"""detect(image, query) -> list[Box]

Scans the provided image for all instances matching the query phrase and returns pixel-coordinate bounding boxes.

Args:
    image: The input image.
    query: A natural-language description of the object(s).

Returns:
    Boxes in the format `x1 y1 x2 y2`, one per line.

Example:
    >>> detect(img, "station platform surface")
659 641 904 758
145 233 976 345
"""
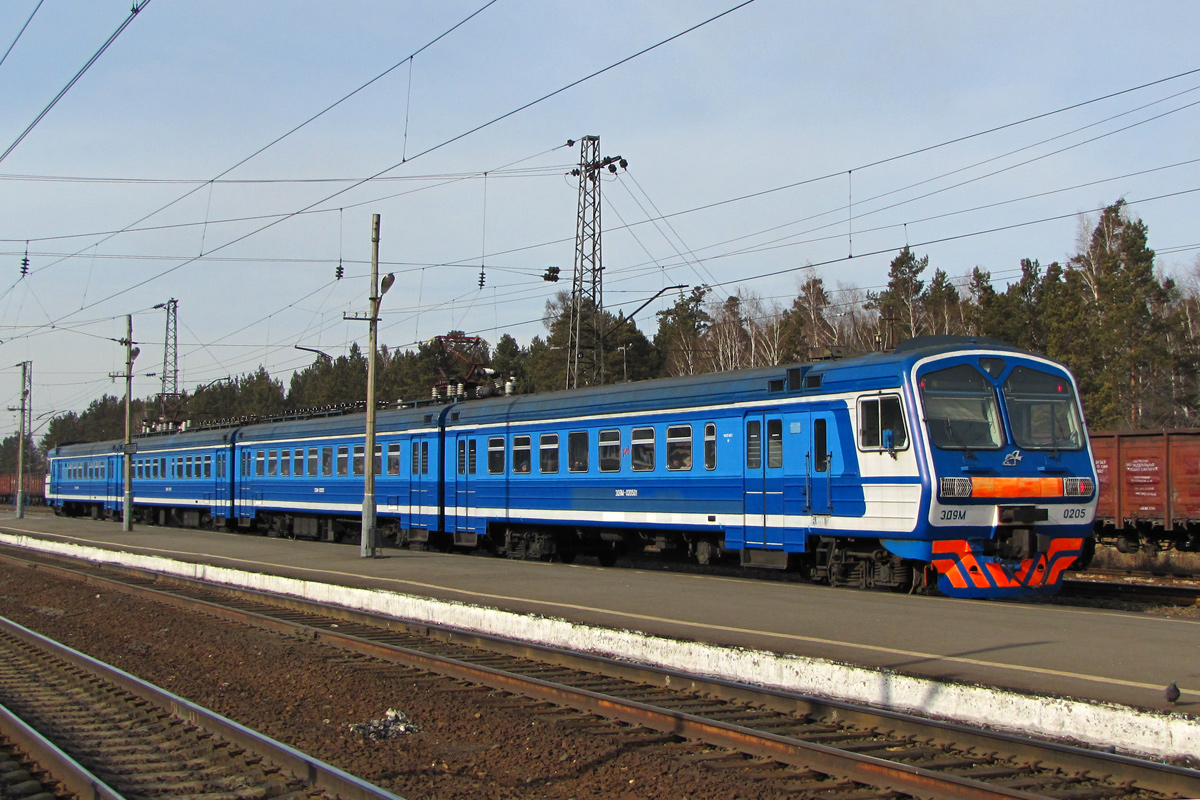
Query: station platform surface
1 511 1195 717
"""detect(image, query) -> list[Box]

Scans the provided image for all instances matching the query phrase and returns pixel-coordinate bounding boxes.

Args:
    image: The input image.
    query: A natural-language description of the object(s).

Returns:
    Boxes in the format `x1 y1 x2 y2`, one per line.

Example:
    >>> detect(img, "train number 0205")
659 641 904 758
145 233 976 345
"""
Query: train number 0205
1062 507 1088 519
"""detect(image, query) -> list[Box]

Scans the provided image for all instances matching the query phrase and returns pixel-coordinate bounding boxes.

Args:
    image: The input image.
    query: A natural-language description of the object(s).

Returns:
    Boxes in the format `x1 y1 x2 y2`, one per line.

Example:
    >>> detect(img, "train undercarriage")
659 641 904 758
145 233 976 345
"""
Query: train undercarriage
56 501 934 594
1092 522 1200 556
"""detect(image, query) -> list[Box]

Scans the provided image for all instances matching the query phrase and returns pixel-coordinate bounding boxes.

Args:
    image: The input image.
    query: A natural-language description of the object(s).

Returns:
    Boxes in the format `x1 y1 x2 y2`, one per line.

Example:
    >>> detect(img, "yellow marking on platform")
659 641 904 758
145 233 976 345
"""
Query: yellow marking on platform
2 523 1195 698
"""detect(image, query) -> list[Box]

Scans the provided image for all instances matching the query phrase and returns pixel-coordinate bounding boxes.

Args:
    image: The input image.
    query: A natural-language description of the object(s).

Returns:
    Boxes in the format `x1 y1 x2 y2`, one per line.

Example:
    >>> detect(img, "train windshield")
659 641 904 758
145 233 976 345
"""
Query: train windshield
920 364 1004 450
1002 366 1084 451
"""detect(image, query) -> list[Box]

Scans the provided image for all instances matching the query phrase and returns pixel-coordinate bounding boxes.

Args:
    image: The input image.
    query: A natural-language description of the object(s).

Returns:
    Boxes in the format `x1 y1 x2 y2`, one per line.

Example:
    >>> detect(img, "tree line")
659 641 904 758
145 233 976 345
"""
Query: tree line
16 198 1199 468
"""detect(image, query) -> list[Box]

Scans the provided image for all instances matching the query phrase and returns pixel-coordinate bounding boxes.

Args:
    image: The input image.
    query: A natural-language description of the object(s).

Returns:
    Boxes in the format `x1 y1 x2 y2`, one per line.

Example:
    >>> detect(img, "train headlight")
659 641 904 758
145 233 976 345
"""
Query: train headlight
940 477 973 498
1063 477 1095 497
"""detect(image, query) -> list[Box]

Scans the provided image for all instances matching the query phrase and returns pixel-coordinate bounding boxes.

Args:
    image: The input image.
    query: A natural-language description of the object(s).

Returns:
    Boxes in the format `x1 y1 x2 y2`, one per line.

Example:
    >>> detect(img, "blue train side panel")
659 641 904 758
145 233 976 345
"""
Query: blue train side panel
43 336 1096 599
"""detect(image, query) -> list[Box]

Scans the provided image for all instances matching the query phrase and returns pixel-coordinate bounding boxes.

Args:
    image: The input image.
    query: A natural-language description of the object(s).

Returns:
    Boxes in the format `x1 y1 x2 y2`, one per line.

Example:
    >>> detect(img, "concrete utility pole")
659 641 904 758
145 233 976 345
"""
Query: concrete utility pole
344 214 394 558
112 316 139 531
12 361 31 519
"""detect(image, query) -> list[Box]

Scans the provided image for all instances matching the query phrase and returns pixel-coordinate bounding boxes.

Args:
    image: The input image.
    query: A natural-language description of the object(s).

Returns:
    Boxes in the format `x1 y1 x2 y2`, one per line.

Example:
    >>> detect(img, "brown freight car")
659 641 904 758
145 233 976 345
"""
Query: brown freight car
1091 429 1200 554
0 473 45 506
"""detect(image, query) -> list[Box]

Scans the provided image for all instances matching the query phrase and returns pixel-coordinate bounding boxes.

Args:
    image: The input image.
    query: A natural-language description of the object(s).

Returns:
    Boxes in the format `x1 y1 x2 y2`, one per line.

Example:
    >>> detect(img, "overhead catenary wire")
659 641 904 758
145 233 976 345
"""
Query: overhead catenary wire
0 1 152 166
8 1 761 346
0 0 45 70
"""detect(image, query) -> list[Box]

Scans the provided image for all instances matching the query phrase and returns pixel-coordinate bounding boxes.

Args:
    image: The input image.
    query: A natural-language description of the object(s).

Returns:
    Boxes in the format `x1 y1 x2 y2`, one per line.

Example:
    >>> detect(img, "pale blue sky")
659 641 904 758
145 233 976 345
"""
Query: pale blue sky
2 1 1198 421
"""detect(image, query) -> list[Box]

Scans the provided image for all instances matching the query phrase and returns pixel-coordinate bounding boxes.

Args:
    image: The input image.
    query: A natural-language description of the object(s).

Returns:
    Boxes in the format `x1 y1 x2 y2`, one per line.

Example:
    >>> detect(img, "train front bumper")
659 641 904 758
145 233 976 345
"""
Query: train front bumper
930 537 1083 598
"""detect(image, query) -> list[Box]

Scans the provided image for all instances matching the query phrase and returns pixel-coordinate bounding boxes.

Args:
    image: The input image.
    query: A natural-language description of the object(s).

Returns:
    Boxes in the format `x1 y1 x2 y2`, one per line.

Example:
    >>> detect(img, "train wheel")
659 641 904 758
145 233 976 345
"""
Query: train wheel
695 540 718 566
597 548 618 567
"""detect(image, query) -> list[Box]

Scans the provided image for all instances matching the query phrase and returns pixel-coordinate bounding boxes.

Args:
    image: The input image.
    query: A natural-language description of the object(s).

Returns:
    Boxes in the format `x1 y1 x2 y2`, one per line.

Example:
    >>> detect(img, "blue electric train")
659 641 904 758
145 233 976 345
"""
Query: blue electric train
45 336 1098 599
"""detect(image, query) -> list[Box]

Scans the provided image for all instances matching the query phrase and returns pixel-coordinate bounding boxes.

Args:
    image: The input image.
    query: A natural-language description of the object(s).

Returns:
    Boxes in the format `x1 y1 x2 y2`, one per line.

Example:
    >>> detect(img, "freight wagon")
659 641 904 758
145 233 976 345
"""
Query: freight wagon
1090 429 1200 554
0 473 45 506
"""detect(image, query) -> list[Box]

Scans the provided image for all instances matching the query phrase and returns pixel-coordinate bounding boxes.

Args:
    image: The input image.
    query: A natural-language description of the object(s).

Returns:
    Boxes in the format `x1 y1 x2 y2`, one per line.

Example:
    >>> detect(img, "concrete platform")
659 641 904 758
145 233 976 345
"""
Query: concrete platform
1 512 1197 758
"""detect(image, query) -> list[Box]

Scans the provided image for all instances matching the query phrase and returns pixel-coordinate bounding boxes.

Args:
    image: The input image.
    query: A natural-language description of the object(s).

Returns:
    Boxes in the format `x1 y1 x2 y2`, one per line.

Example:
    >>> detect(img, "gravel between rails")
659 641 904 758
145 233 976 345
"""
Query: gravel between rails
0 560 833 800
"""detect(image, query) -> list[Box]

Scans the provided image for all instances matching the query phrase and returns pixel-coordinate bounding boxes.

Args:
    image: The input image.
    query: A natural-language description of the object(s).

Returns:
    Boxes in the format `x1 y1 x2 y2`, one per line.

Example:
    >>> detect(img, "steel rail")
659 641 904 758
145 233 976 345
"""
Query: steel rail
0 700 125 800
0 614 406 800
14 551 1198 796
9 551 1199 800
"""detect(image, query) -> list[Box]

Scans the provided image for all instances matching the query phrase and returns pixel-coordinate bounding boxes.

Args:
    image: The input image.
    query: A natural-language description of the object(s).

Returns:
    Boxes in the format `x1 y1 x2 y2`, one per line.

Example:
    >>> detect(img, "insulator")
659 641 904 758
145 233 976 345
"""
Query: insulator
335 263 344 280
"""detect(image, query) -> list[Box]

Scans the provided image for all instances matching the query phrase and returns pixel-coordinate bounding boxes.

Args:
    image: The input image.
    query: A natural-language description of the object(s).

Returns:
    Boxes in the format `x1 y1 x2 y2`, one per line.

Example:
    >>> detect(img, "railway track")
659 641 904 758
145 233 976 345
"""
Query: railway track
3 546 1198 800
1062 571 1200 606
0 608 403 800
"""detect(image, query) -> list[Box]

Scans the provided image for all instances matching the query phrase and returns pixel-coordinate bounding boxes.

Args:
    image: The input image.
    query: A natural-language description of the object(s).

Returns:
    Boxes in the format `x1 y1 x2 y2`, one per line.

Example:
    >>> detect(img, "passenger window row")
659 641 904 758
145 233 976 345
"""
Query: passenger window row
65 461 108 480
238 442 421 478
473 423 717 476
131 454 224 480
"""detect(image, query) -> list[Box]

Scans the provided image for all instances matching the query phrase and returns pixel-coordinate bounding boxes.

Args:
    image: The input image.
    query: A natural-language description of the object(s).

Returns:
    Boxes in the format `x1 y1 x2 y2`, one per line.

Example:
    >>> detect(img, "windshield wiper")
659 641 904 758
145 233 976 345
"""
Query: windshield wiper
944 419 975 460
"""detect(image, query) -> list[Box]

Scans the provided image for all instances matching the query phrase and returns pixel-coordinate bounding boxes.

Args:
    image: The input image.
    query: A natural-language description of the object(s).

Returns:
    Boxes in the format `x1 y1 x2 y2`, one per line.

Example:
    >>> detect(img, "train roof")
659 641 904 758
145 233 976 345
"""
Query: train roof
48 336 1044 456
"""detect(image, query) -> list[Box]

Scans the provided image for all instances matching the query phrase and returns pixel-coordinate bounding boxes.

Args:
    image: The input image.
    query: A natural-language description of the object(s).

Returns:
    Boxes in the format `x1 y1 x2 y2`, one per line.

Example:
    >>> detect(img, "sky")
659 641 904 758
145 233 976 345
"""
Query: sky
1 1 1199 434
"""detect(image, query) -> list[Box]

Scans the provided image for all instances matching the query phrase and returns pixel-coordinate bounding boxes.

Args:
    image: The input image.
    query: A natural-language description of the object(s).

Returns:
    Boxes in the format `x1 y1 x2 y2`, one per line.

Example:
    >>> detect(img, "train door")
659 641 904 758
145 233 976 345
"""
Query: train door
106 454 122 510
408 435 432 530
236 449 255 519
808 409 834 515
450 434 476 534
743 412 785 548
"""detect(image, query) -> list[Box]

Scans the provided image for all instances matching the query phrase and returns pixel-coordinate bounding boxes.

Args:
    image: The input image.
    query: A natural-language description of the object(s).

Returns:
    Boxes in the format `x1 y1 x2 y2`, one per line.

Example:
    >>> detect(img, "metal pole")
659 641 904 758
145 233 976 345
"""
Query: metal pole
15 361 28 519
123 315 133 532
361 214 381 558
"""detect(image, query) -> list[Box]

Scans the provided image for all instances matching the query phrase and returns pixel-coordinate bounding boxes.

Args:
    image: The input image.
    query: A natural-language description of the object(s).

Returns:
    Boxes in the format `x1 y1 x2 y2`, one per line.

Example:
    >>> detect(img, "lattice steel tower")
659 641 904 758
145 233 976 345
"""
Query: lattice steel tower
566 136 625 389
156 298 180 424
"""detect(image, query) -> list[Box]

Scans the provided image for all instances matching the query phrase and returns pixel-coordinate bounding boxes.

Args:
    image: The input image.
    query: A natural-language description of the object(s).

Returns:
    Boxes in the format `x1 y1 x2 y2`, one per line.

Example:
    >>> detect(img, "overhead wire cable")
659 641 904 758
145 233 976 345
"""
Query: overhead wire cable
21 2 758 339
0 0 45 70
0 1 152 165
16 0 501 276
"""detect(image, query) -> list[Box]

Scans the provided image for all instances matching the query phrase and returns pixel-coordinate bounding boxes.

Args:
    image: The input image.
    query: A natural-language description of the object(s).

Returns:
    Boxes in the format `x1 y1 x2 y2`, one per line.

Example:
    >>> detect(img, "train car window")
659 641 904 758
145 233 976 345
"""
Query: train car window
267 451 277 478
374 444 383 476
280 449 290 477
458 440 466 475
631 428 655 472
468 439 476 474
746 420 762 469
293 450 303 477
256 451 265 477
667 425 693 471
421 441 429 474
307 448 318 477
204 455 212 479
411 441 420 475
217 454 225 479
513 435 532 474
599 430 621 472
814 419 829 472
387 443 401 476
353 445 365 477
919 364 1004 450
568 431 589 473
160 457 166 478
767 419 783 469
488 436 506 474
337 446 349 477
1002 366 1085 451
322 447 333 477
858 396 908 451
539 433 559 474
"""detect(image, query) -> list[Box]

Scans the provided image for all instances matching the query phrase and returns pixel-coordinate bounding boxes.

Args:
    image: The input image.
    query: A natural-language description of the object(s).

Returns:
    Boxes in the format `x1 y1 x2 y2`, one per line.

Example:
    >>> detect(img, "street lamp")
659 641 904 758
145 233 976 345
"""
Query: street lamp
344 214 394 557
